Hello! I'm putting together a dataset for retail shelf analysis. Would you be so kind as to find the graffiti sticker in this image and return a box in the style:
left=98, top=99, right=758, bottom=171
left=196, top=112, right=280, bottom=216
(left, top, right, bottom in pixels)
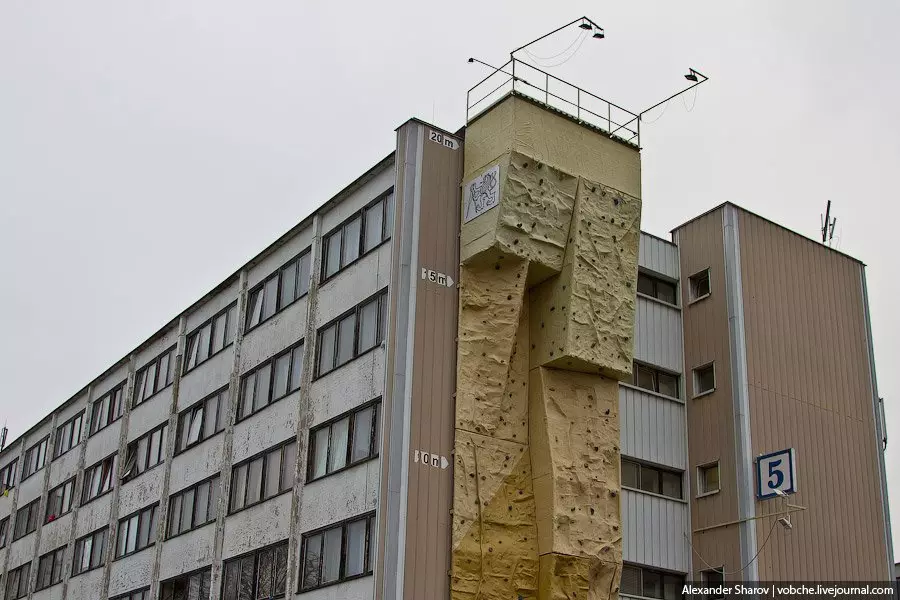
left=463, top=164, right=500, bottom=224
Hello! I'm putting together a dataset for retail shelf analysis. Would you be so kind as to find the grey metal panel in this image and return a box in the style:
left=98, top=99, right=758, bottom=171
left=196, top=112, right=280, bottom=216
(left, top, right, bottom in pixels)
left=639, top=233, right=679, bottom=279
left=633, top=297, right=683, bottom=373
left=619, top=386, right=687, bottom=470
left=621, top=489, right=690, bottom=573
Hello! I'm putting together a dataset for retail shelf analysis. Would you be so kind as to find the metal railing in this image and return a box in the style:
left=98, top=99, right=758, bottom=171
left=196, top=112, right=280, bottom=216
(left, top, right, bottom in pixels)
left=466, top=58, right=641, bottom=146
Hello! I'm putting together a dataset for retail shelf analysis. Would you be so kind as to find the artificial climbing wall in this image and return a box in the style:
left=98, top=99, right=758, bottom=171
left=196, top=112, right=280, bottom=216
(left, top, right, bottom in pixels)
left=451, top=95, right=641, bottom=600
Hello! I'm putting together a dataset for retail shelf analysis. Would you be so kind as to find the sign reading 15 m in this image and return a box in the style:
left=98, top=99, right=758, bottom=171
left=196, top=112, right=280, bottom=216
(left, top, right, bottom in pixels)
left=756, top=448, right=798, bottom=500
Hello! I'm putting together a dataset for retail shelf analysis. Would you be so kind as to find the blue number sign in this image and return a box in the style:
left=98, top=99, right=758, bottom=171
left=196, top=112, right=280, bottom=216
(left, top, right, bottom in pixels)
left=755, top=448, right=797, bottom=500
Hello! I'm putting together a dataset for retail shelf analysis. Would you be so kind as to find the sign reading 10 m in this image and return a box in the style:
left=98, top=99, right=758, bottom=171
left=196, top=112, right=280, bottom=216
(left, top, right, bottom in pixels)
left=756, top=448, right=798, bottom=500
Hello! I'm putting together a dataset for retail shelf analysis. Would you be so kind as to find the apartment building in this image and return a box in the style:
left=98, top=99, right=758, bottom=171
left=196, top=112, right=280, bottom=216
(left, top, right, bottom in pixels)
left=0, top=82, right=891, bottom=600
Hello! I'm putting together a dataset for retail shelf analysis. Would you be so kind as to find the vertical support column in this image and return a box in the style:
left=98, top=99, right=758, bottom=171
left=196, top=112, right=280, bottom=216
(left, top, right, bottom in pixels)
left=25, top=412, right=60, bottom=599
left=285, top=214, right=323, bottom=596
left=0, top=440, right=27, bottom=600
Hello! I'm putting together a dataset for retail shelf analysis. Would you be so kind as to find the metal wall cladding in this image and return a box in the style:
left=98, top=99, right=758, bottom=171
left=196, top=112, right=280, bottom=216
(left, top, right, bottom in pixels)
left=621, top=489, right=690, bottom=572
left=639, top=233, right=680, bottom=280
left=619, top=386, right=686, bottom=471
left=634, top=297, right=683, bottom=374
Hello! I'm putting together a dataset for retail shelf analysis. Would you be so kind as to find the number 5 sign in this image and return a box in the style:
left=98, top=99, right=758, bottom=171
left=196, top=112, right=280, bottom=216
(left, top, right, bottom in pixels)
left=756, top=448, right=798, bottom=499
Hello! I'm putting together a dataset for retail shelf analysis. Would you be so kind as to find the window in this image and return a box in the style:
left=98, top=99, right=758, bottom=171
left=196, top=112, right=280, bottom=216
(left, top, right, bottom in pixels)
left=698, top=462, right=720, bottom=496
left=238, top=341, right=304, bottom=422
left=637, top=272, right=677, bottom=305
left=54, top=411, right=84, bottom=458
left=700, top=569, right=725, bottom=599
left=167, top=475, right=219, bottom=538
left=176, top=387, right=228, bottom=453
left=693, top=363, right=715, bottom=396
left=36, top=546, right=66, bottom=590
left=134, top=346, right=176, bottom=406
left=316, top=289, right=388, bottom=377
left=246, top=250, right=312, bottom=330
left=6, top=562, right=30, bottom=600
left=184, top=302, right=237, bottom=374
left=229, top=439, right=297, bottom=513
left=689, top=268, right=711, bottom=301
left=0, top=516, right=8, bottom=548
left=122, top=422, right=168, bottom=482
left=322, top=190, right=394, bottom=280
left=13, top=498, right=40, bottom=541
left=308, top=400, right=380, bottom=481
left=633, top=362, right=680, bottom=399
left=83, top=454, right=117, bottom=503
left=160, top=568, right=211, bottom=600
left=299, top=512, right=375, bottom=591
left=116, top=503, right=158, bottom=558
left=0, top=458, right=18, bottom=494
left=621, top=458, right=683, bottom=500
left=22, top=436, right=49, bottom=479
left=72, top=528, right=107, bottom=575
left=46, top=477, right=76, bottom=523
left=112, top=588, right=150, bottom=600
left=222, top=541, right=288, bottom=600
left=620, top=563, right=684, bottom=600
left=89, top=381, right=126, bottom=436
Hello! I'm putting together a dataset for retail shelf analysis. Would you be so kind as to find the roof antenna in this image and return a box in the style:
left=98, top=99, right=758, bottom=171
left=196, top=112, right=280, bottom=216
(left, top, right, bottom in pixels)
left=820, top=200, right=837, bottom=246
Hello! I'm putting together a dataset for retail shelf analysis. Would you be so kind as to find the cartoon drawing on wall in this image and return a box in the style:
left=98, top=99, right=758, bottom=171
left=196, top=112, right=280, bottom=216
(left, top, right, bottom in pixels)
left=463, top=165, right=499, bottom=223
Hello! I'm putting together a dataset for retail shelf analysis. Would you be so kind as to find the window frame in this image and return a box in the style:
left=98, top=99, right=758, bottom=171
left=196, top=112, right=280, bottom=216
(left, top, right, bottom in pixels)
left=636, top=270, right=678, bottom=307
left=45, top=476, right=76, bottom=524
left=88, top=380, right=127, bottom=437
left=72, top=527, right=108, bottom=576
left=688, top=268, right=711, bottom=303
left=133, top=345, right=177, bottom=407
left=13, top=498, right=40, bottom=541
left=697, top=461, right=721, bottom=497
left=82, top=453, right=117, bottom=504
left=35, top=545, right=66, bottom=591
left=700, top=568, right=725, bottom=599
left=620, top=562, right=686, bottom=600
left=53, top=411, right=84, bottom=460
left=115, top=503, right=159, bottom=559
left=0, top=516, right=9, bottom=548
left=0, top=458, right=18, bottom=494
left=228, top=438, right=297, bottom=515
left=159, top=565, right=212, bottom=600
left=221, top=539, right=289, bottom=600
left=307, top=399, right=381, bottom=483
left=320, top=188, right=394, bottom=284
left=6, top=561, right=31, bottom=600
left=631, top=361, right=681, bottom=400
left=165, top=474, right=220, bottom=540
left=621, top=458, right=684, bottom=501
left=110, top=587, right=150, bottom=600
left=22, top=435, right=50, bottom=481
left=175, top=385, right=229, bottom=455
left=315, top=288, right=388, bottom=378
left=183, top=302, right=238, bottom=375
left=298, top=511, right=376, bottom=592
left=692, top=362, right=716, bottom=398
left=245, top=248, right=312, bottom=333
left=121, top=421, right=168, bottom=483
left=237, top=340, right=305, bottom=423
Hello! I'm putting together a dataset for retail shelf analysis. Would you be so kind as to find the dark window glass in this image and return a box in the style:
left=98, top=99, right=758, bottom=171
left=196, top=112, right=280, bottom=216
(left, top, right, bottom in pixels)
left=22, top=436, right=49, bottom=479
left=36, top=546, right=66, bottom=590
left=54, top=411, right=84, bottom=458
left=116, top=504, right=158, bottom=558
left=637, top=271, right=678, bottom=305
left=308, top=401, right=380, bottom=481
left=167, top=476, right=218, bottom=538
left=177, top=387, right=227, bottom=453
left=46, top=477, right=76, bottom=523
left=0, top=517, right=9, bottom=548
left=6, top=562, right=31, bottom=599
left=184, top=303, right=237, bottom=373
left=13, top=498, right=40, bottom=540
left=690, top=269, right=711, bottom=300
left=699, top=463, right=720, bottom=495
left=111, top=588, right=151, bottom=600
left=621, top=458, right=683, bottom=500
left=72, top=528, right=107, bottom=575
left=300, top=513, right=375, bottom=591
left=694, top=364, right=715, bottom=395
left=237, top=341, right=304, bottom=422
left=315, top=290, right=388, bottom=377
left=160, top=569, right=211, bottom=600
left=322, top=189, right=394, bottom=281
left=0, top=459, right=18, bottom=494
left=701, top=569, right=725, bottom=599
left=82, top=454, right=117, bottom=503
left=632, top=362, right=680, bottom=399
left=89, top=381, right=126, bottom=435
left=621, top=563, right=686, bottom=600
left=229, top=439, right=296, bottom=513
left=122, top=423, right=167, bottom=482
left=134, top=346, right=176, bottom=406
left=222, top=541, right=288, bottom=600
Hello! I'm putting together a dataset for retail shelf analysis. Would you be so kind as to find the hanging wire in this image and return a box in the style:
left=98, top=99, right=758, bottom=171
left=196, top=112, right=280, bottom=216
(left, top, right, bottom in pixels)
left=682, top=85, right=699, bottom=112
left=640, top=99, right=671, bottom=124
left=522, top=28, right=586, bottom=61
left=683, top=518, right=780, bottom=576
left=523, top=31, right=589, bottom=68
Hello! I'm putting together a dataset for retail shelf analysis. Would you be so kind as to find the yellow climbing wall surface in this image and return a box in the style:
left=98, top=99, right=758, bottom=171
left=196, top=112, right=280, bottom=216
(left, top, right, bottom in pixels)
left=452, top=95, right=641, bottom=600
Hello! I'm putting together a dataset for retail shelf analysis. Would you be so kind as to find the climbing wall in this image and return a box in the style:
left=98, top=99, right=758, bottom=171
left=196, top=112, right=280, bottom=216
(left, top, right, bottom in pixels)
left=452, top=95, right=641, bottom=600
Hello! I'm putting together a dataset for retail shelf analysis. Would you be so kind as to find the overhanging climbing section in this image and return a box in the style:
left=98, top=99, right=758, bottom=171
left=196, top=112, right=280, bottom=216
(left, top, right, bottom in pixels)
left=451, top=94, right=641, bottom=600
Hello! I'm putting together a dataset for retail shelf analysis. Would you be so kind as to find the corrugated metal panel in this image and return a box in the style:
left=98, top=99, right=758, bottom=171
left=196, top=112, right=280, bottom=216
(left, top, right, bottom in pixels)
left=619, top=386, right=686, bottom=470
left=639, top=233, right=680, bottom=279
left=634, top=297, right=683, bottom=373
left=738, top=209, right=889, bottom=580
left=621, top=489, right=690, bottom=572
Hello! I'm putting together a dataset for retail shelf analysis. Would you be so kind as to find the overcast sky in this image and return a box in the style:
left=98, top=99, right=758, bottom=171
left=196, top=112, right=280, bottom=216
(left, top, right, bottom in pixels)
left=2, top=0, right=898, bottom=556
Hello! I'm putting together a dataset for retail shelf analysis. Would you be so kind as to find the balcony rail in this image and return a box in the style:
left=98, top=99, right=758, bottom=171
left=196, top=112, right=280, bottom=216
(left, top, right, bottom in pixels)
left=466, top=58, right=640, bottom=147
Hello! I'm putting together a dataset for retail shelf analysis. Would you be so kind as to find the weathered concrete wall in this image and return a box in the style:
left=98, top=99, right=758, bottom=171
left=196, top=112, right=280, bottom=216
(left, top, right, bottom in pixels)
left=451, top=95, right=640, bottom=600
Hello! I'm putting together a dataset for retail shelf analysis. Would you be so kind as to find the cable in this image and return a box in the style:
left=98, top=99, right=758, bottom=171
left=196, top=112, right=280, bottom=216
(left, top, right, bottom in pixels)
left=682, top=86, right=698, bottom=112
left=683, top=519, right=780, bottom=575
left=523, top=31, right=589, bottom=68
left=522, top=29, right=585, bottom=61
left=641, top=100, right=671, bottom=124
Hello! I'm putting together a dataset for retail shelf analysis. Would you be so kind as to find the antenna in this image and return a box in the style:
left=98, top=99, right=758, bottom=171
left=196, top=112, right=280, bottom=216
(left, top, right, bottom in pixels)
left=820, top=200, right=836, bottom=245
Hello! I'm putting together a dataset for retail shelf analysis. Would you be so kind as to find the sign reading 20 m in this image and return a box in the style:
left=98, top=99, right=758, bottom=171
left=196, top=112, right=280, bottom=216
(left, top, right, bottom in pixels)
left=756, top=448, right=798, bottom=500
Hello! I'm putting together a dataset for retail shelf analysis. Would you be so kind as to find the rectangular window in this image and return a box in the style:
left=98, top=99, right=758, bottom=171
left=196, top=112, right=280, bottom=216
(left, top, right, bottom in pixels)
left=246, top=249, right=312, bottom=330
left=36, top=546, right=66, bottom=590
left=72, top=527, right=107, bottom=575
left=238, top=341, right=304, bottom=422
left=698, top=462, right=721, bottom=496
left=46, top=477, right=76, bottom=523
left=134, top=346, right=176, bottom=406
left=54, top=411, right=84, bottom=459
left=176, top=387, right=228, bottom=453
left=13, top=498, right=40, bottom=541
left=700, top=569, right=725, bottom=599
left=22, top=436, right=49, bottom=480
left=321, top=189, right=394, bottom=281
left=111, top=588, right=150, bottom=600
left=693, top=363, right=715, bottom=396
left=167, top=475, right=219, bottom=538
left=229, top=438, right=296, bottom=513
left=636, top=271, right=677, bottom=305
left=184, top=302, right=237, bottom=374
left=620, top=563, right=684, bottom=600
left=222, top=541, right=288, bottom=600
left=122, top=422, right=168, bottom=483
left=89, top=381, right=127, bottom=436
left=160, top=568, right=211, bottom=600
left=0, top=458, right=18, bottom=494
left=689, top=268, right=711, bottom=301
left=82, top=454, right=117, bottom=503
left=0, top=516, right=9, bottom=548
left=316, top=289, right=388, bottom=377
left=632, top=362, right=680, bottom=399
left=116, top=503, right=158, bottom=558
left=299, top=512, right=375, bottom=591
left=6, top=562, right=31, bottom=600
left=621, top=458, right=683, bottom=500
left=308, top=400, right=380, bottom=481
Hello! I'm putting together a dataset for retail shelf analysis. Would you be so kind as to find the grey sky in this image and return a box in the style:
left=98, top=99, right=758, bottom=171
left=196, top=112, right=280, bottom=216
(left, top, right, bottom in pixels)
left=2, top=0, right=898, bottom=555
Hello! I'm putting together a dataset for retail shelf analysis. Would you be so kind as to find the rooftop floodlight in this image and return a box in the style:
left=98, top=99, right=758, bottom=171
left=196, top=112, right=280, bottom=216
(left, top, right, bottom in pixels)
left=684, top=69, right=699, bottom=82
left=579, top=20, right=593, bottom=30
left=510, top=16, right=605, bottom=60
left=593, top=28, right=605, bottom=39
left=467, top=57, right=474, bottom=63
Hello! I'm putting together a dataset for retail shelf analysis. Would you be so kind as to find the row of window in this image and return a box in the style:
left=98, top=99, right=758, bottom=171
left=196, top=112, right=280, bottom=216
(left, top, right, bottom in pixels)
left=239, top=341, right=304, bottom=422
left=317, top=289, right=388, bottom=377
left=322, top=189, right=394, bottom=281
left=246, top=250, right=311, bottom=331
left=636, top=267, right=711, bottom=306
left=622, top=458, right=683, bottom=500
left=184, top=303, right=237, bottom=374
